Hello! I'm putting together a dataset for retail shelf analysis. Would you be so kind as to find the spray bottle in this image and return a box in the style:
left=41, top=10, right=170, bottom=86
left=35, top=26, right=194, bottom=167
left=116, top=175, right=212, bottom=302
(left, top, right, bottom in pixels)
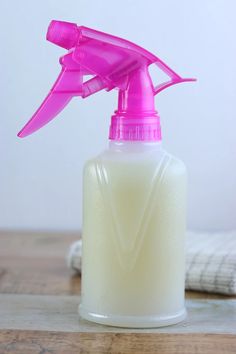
left=18, top=20, right=195, bottom=328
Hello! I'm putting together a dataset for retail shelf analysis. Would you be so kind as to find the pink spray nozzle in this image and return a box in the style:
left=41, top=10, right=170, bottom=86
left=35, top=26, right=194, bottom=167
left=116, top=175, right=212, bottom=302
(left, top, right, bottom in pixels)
left=18, top=20, right=196, bottom=140
left=47, top=20, right=79, bottom=49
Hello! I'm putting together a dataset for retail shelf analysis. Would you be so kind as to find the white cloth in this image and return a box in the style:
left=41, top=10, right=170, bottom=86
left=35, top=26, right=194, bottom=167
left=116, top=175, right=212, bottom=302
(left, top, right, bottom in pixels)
left=67, top=231, right=236, bottom=295
left=185, top=231, right=236, bottom=295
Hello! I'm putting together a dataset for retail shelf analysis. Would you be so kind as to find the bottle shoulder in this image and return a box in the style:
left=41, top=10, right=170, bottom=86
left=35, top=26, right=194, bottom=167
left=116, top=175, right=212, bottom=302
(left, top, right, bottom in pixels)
left=165, top=156, right=187, bottom=181
left=85, top=145, right=165, bottom=165
left=167, top=155, right=187, bottom=173
left=84, top=147, right=186, bottom=178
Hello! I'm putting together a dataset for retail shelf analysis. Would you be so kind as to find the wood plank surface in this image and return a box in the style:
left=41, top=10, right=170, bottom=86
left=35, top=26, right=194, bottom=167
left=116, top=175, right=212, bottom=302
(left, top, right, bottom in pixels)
left=0, top=231, right=235, bottom=354
left=0, top=294, right=235, bottom=334
left=1, top=331, right=236, bottom=354
left=0, top=231, right=80, bottom=295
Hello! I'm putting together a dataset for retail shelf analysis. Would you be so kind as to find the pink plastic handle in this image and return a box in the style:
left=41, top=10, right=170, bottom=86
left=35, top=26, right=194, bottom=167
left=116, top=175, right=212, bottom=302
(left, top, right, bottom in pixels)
left=153, top=59, right=196, bottom=95
left=54, top=53, right=83, bottom=94
left=17, top=52, right=108, bottom=137
left=18, top=53, right=83, bottom=138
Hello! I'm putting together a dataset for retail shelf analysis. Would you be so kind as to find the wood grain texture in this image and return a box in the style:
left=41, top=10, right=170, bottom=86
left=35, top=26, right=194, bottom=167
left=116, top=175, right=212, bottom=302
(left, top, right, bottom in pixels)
left=0, top=231, right=236, bottom=354
left=0, top=331, right=236, bottom=354
left=0, top=294, right=235, bottom=334
left=0, top=231, right=80, bottom=295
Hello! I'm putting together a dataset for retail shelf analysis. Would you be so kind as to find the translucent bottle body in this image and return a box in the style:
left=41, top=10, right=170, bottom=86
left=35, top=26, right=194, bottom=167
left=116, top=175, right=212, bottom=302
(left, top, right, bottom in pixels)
left=79, top=141, right=187, bottom=328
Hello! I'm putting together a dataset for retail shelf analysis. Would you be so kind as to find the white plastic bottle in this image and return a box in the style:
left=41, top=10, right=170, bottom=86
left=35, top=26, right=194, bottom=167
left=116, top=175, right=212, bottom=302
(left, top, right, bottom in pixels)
left=79, top=141, right=187, bottom=327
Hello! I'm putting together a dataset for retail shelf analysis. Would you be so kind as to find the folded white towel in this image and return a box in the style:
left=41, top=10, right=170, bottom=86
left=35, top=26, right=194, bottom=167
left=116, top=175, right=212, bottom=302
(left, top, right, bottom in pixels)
left=67, top=231, right=236, bottom=295
left=185, top=231, right=236, bottom=295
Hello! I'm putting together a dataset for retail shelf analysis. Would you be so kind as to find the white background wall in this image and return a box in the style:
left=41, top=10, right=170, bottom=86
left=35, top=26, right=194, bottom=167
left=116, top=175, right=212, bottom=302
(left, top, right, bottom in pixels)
left=1, top=0, right=236, bottom=232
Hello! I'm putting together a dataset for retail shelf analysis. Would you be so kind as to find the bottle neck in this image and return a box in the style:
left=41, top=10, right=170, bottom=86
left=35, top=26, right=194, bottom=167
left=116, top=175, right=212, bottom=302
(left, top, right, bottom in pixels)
left=109, top=140, right=162, bottom=153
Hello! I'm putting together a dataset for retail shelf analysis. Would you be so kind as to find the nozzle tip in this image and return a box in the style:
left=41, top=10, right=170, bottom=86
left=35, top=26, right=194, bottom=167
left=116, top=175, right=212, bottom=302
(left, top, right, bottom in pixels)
left=47, top=20, right=79, bottom=49
left=17, top=130, right=25, bottom=138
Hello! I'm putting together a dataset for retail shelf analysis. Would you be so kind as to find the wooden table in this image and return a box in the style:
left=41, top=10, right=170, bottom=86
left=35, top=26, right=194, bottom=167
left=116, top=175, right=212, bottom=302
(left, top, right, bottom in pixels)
left=0, top=231, right=235, bottom=354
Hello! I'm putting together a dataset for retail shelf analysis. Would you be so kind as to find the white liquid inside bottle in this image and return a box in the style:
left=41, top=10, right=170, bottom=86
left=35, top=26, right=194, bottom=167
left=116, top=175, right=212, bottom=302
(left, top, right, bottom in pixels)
left=79, top=141, right=187, bottom=328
